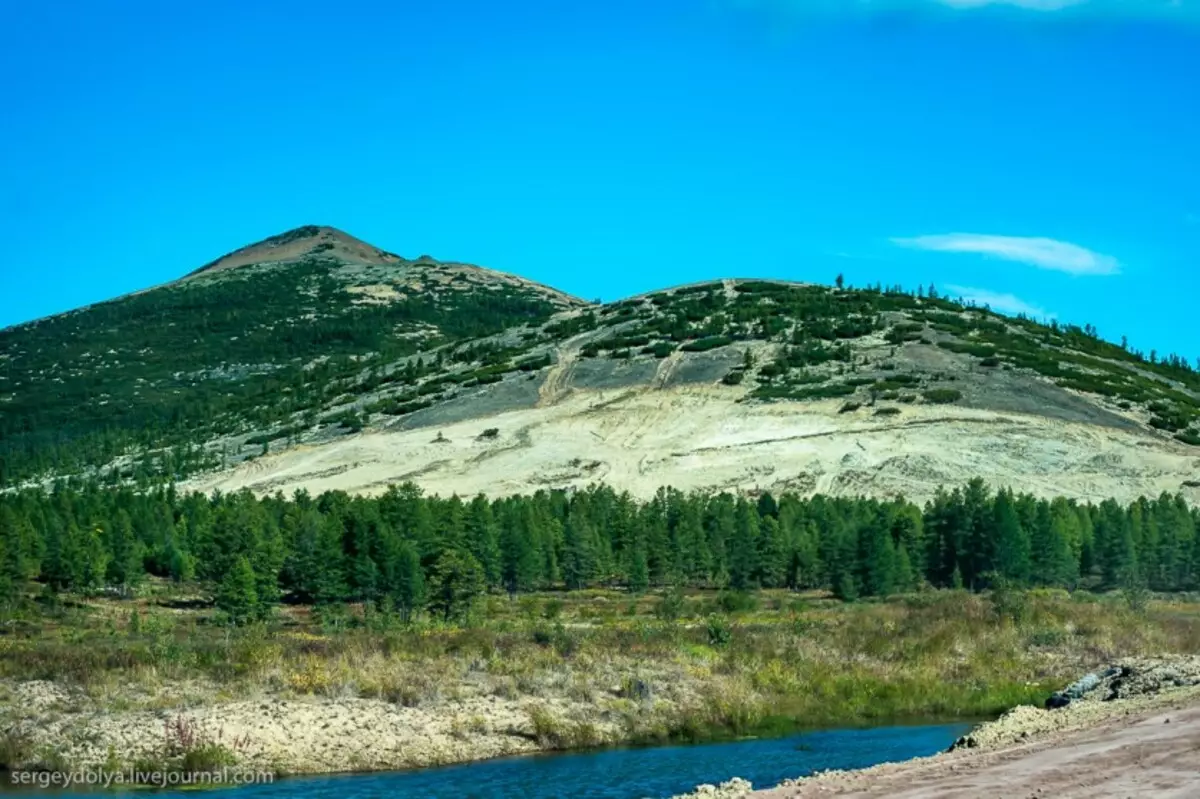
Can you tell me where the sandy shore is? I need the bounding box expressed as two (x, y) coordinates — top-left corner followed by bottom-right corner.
(674, 657), (1200, 799)
(760, 700), (1200, 798)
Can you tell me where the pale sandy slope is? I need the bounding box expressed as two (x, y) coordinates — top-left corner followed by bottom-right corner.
(183, 384), (1200, 504)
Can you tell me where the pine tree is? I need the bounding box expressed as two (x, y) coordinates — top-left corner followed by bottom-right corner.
(757, 516), (788, 588)
(676, 501), (710, 583)
(465, 495), (502, 588)
(894, 544), (915, 592)
(392, 541), (425, 622)
(0, 533), (11, 601)
(859, 514), (897, 597)
(314, 513), (348, 605)
(45, 521), (107, 593)
(787, 521), (821, 589)
(105, 510), (143, 594)
(0, 507), (35, 585)
(562, 514), (597, 590)
(217, 556), (260, 625)
(499, 508), (539, 596)
(628, 532), (649, 593)
(728, 499), (760, 590)
(993, 490), (1031, 586)
(427, 548), (486, 622)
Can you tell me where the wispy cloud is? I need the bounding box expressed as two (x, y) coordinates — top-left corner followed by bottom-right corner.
(724, 0), (1199, 23)
(943, 284), (1053, 318)
(891, 233), (1120, 276)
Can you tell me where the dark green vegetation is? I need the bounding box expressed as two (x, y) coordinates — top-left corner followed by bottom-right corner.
(2, 230), (1200, 489)
(3, 479), (1197, 626)
(0, 252), (572, 486)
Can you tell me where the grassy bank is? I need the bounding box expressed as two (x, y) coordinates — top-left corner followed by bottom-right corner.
(2, 584), (1199, 777)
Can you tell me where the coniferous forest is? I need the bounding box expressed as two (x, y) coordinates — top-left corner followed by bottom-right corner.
(2, 480), (1196, 622)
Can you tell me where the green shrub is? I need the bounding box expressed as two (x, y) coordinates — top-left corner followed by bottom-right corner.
(839, 402), (862, 413)
(705, 614), (733, 648)
(722, 370), (745, 386)
(682, 336), (733, 353)
(923, 388), (963, 404)
(654, 588), (687, 621)
(874, 406), (901, 416)
(717, 591), (759, 614)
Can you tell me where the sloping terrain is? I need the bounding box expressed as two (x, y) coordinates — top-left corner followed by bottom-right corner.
(0, 227), (584, 485)
(2, 227), (1199, 501)
(184, 370), (1200, 506)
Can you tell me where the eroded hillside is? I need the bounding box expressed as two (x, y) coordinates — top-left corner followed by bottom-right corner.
(3, 229), (1199, 501)
(184, 277), (1200, 504)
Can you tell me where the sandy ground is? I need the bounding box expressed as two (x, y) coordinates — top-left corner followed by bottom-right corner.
(184, 384), (1200, 506)
(1, 678), (647, 775)
(756, 701), (1200, 799)
(673, 658), (1200, 799)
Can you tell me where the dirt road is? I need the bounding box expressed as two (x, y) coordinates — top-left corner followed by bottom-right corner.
(756, 703), (1200, 799)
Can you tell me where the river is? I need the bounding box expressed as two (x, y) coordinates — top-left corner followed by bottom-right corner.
(5, 721), (968, 798)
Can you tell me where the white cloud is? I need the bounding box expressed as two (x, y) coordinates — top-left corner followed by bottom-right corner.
(937, 0), (1085, 9)
(724, 0), (1198, 22)
(943, 284), (1053, 318)
(891, 233), (1120, 276)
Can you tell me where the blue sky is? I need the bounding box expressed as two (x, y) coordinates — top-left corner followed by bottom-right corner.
(1, 0), (1197, 358)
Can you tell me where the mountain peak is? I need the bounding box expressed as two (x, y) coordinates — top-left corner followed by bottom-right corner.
(186, 225), (404, 278)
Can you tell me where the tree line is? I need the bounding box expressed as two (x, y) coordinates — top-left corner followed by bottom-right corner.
(1, 479), (1197, 622)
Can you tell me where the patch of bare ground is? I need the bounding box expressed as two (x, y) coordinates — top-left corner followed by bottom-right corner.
(183, 384), (1200, 506)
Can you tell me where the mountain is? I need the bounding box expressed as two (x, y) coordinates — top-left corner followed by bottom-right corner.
(1, 228), (1198, 503)
(0, 226), (584, 484)
(185, 225), (407, 277)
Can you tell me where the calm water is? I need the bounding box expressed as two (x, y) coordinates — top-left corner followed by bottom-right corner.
(9, 722), (969, 799)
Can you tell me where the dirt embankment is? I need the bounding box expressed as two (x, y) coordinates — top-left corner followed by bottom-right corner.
(671, 656), (1200, 799)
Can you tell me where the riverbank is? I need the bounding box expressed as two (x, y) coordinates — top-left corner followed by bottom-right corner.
(2, 589), (1198, 780)
(670, 655), (1200, 798)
